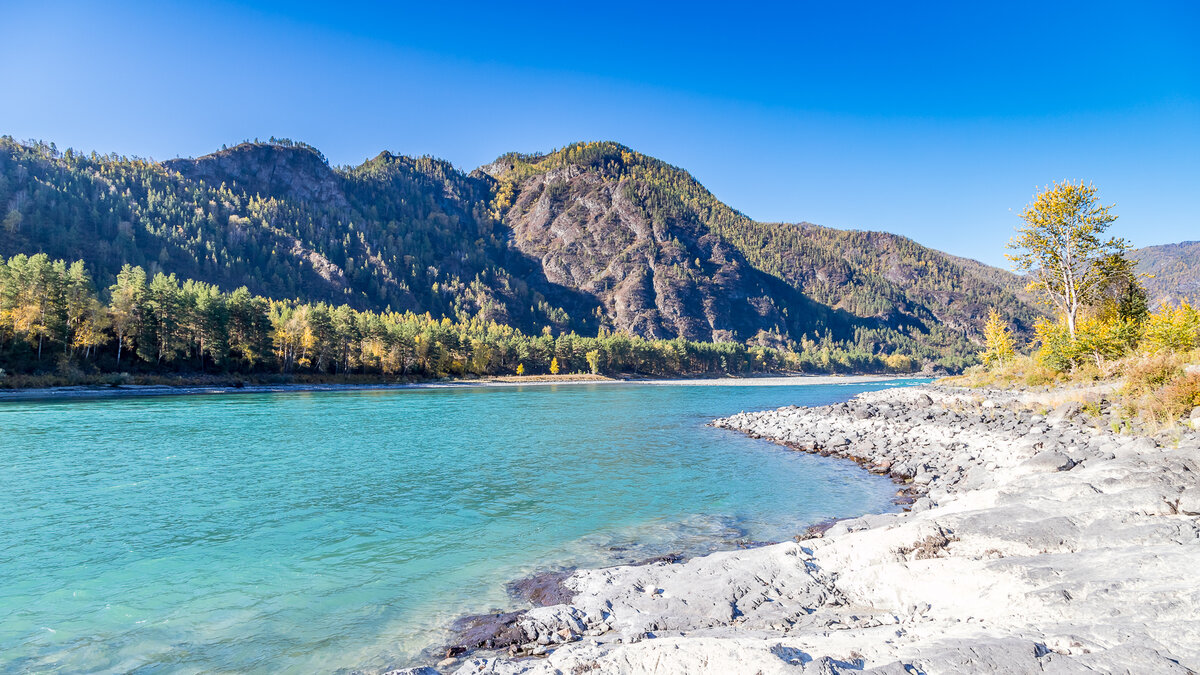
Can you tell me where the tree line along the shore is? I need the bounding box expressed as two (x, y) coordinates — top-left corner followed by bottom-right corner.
(0, 253), (927, 386)
(966, 181), (1199, 426)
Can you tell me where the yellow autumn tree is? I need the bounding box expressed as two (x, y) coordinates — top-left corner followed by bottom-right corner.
(550, 357), (560, 375)
(1142, 300), (1199, 353)
(981, 308), (1016, 367)
(1006, 182), (1127, 338)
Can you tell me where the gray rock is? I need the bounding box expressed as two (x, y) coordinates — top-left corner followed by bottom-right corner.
(1047, 402), (1082, 426)
(1117, 437), (1158, 456)
(861, 663), (915, 675)
(1178, 487), (1200, 516)
(1040, 644), (1196, 673)
(908, 638), (1048, 674)
(1021, 451), (1076, 472)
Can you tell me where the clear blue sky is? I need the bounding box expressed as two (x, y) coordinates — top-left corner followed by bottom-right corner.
(1, 1), (1196, 267)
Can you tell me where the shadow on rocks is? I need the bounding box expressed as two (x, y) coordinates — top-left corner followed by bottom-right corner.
(444, 610), (527, 655)
(506, 568), (577, 607)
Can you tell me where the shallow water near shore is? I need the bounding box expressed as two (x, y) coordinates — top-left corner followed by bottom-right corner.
(0, 378), (924, 673)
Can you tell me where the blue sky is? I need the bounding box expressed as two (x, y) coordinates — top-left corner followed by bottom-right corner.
(1, 1), (1196, 267)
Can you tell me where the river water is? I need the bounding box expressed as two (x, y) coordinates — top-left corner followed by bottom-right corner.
(0, 379), (922, 673)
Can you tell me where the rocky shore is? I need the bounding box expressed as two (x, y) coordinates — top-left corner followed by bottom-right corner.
(399, 385), (1200, 674)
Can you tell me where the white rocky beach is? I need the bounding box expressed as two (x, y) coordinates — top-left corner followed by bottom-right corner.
(405, 385), (1200, 674)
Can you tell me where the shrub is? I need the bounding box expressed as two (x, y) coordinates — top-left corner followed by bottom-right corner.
(1143, 301), (1199, 353)
(1139, 372), (1200, 422)
(1163, 373), (1200, 413)
(1034, 318), (1071, 371)
(1023, 361), (1060, 386)
(1035, 315), (1138, 374)
(1121, 352), (1186, 399)
(1075, 315), (1139, 371)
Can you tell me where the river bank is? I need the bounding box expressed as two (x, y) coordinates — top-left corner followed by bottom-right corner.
(0, 373), (910, 402)
(407, 384), (1200, 674)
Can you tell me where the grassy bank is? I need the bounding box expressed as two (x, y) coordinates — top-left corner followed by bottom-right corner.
(942, 349), (1200, 432)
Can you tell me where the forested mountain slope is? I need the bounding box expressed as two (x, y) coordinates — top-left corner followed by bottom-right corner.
(1133, 241), (1200, 306)
(0, 138), (592, 335)
(0, 136), (1042, 370)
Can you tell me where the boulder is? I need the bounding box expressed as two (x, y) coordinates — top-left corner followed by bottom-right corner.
(1047, 402), (1082, 426)
(1020, 451), (1076, 472)
(1178, 487), (1200, 516)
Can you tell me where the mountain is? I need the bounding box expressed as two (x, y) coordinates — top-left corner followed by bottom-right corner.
(0, 137), (594, 334)
(1132, 241), (1200, 307)
(482, 143), (1039, 362)
(0, 136), (1040, 370)
(477, 146), (825, 346)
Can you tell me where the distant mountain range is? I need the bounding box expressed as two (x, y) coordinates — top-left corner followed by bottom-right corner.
(0, 137), (1062, 369)
(1132, 241), (1200, 307)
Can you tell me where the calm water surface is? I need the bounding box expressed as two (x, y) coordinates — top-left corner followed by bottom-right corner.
(0, 379), (921, 673)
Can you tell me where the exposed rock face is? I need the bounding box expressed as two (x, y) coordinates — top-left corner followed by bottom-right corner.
(436, 386), (1200, 674)
(495, 165), (797, 342)
(165, 142), (348, 208)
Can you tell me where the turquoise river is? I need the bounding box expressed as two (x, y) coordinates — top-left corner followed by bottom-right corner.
(0, 378), (922, 673)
